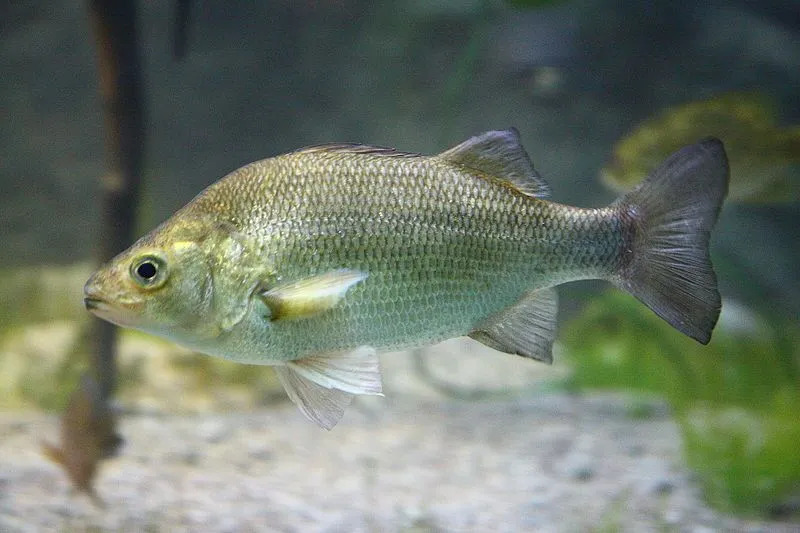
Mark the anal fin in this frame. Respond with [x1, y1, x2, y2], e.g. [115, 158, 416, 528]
[275, 346, 383, 430]
[274, 366, 354, 430]
[287, 345, 383, 395]
[469, 287, 558, 363]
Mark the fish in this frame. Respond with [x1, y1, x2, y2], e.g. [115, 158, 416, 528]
[41, 374, 122, 506]
[601, 92, 800, 204]
[84, 129, 729, 429]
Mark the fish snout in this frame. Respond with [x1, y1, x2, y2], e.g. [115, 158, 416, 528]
[83, 273, 106, 311]
[82, 268, 145, 327]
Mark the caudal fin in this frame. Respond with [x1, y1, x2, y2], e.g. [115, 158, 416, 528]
[612, 138, 729, 344]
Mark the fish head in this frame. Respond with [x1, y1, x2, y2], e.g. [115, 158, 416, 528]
[83, 215, 237, 342]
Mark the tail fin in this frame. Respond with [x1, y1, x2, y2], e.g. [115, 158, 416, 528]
[612, 138, 729, 344]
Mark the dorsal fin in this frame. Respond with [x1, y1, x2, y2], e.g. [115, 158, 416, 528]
[438, 129, 551, 198]
[294, 143, 420, 158]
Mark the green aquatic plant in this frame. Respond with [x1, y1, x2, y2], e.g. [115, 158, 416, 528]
[681, 391, 800, 516]
[563, 290, 800, 517]
[601, 92, 800, 204]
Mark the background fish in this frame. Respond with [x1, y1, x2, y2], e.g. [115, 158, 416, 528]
[84, 130, 729, 429]
[601, 92, 800, 204]
[41, 373, 122, 506]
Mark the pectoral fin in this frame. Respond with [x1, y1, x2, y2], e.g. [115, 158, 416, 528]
[275, 346, 383, 429]
[469, 287, 558, 363]
[260, 269, 368, 321]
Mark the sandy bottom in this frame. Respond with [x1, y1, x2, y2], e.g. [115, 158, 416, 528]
[1, 391, 792, 533]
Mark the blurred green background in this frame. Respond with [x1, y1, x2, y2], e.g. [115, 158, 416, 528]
[1, 0, 798, 523]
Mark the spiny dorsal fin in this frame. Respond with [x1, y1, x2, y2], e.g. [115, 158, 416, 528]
[438, 129, 551, 198]
[294, 143, 420, 158]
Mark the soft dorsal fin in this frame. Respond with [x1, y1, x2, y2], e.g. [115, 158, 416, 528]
[438, 129, 551, 198]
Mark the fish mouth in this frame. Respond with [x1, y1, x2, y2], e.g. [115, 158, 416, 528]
[83, 293, 137, 327]
[83, 297, 106, 311]
[83, 295, 119, 322]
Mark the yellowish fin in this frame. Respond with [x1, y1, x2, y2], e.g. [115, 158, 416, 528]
[259, 269, 367, 321]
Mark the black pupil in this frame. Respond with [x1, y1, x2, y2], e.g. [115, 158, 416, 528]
[136, 261, 158, 280]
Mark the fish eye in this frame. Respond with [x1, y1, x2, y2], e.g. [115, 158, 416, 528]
[136, 261, 157, 279]
[130, 254, 168, 288]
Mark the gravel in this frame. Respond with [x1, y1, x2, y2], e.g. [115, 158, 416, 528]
[1, 391, 795, 533]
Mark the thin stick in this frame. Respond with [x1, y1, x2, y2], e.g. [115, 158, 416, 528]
[87, 0, 145, 400]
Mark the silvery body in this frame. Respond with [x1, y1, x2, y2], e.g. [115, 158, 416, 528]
[85, 130, 729, 428]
